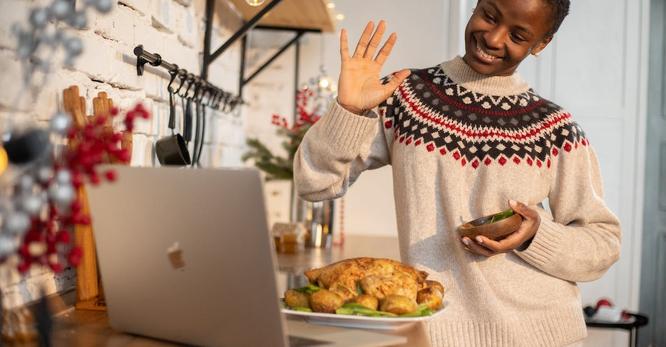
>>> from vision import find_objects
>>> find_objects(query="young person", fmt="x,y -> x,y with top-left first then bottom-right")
294,0 -> 621,346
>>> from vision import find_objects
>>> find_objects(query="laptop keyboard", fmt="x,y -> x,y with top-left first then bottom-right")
288,335 -> 332,347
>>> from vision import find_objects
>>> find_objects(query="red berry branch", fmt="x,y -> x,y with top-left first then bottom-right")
15,103 -> 149,273
244,88 -> 322,181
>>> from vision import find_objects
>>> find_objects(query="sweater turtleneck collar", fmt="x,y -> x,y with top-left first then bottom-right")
440,56 -> 530,97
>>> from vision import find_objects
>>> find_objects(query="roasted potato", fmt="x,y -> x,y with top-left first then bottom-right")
310,289 -> 344,313
353,294 -> 379,310
425,280 -> 445,294
284,289 -> 309,309
380,294 -> 418,315
417,287 -> 443,310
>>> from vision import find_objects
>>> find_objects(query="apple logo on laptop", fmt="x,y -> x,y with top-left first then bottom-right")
167,242 -> 186,270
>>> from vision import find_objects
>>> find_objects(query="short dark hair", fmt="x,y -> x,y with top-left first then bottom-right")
543,0 -> 570,37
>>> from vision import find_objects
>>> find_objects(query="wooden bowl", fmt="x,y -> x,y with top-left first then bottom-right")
457,211 -> 522,241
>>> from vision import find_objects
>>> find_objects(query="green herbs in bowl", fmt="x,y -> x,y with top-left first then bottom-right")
457,209 -> 522,241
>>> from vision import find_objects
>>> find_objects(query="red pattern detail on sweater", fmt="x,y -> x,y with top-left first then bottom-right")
513,157 -> 521,165
398,85 -> 572,142
453,151 -> 461,160
427,143 -> 435,152
499,157 -> 507,166
472,160 -> 480,169
384,120 -> 393,129
484,158 -> 492,166
440,148 -> 447,155
420,74 -> 548,117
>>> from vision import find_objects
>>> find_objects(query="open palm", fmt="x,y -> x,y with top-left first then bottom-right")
337,21 -> 411,114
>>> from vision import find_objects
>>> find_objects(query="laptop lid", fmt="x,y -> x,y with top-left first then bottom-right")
87,166 -> 287,347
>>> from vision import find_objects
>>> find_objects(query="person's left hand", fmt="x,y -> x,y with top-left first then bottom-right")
461,199 -> 541,257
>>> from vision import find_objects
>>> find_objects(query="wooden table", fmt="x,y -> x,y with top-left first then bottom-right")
17,236 -> 431,346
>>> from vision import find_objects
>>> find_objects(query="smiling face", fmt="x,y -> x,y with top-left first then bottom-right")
463,0 -> 555,76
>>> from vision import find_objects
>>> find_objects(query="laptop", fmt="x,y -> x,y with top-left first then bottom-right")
86,166 -> 406,347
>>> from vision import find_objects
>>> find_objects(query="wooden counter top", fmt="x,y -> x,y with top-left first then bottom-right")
14,236 -> 431,347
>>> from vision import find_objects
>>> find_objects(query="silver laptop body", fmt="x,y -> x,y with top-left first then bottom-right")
87,166 -> 288,347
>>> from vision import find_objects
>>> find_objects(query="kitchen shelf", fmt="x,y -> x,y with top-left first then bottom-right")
227,0 -> 336,32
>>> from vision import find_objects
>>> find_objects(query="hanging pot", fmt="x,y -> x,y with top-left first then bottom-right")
155,67 -> 191,166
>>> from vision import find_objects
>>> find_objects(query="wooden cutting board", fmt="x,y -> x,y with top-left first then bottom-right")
62,86 -> 133,311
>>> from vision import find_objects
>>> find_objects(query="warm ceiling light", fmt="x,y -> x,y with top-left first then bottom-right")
245,0 -> 266,6
335,13 -> 345,21
327,2 -> 335,9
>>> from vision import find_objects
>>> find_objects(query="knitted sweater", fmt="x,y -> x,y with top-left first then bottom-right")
293,56 -> 621,347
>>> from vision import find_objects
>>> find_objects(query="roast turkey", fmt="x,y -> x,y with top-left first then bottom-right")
304,257 -> 442,302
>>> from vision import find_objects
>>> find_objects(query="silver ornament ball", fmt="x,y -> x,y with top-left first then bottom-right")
55,169 -> 72,185
92,0 -> 114,13
37,166 -> 54,183
16,31 -> 36,59
68,11 -> 88,29
64,36 -> 83,56
51,0 -> 73,21
29,8 -> 50,29
0,234 -> 19,258
4,212 -> 31,236
49,112 -> 72,135
19,194 -> 44,216
49,183 -> 75,207
18,175 -> 36,193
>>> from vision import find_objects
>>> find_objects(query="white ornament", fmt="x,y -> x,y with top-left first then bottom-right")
18,175 -> 36,192
65,36 -> 83,54
20,194 -> 44,216
49,111 -> 72,135
55,169 -> 72,185
4,212 -> 30,236
15,29 -> 36,59
91,0 -> 114,13
49,183 -> 75,207
51,0 -> 73,21
68,11 -> 87,29
29,8 -> 50,29
0,234 -> 19,258
37,166 -> 54,183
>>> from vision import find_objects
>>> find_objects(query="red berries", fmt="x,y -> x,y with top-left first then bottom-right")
11,103 -> 149,273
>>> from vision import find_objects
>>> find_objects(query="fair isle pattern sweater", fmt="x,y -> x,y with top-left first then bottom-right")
294,56 -> 621,347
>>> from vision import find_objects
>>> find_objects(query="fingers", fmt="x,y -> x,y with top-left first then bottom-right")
478,200 -> 541,253
509,199 -> 539,220
375,32 -> 397,65
461,237 -> 496,257
353,21 -> 375,58
364,20 -> 386,59
340,29 -> 350,62
381,69 -> 411,99
475,229 -> 525,253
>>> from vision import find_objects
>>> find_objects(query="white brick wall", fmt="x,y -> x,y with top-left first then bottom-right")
0,0 -> 245,308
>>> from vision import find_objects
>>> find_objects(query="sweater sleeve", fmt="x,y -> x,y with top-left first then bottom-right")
293,101 -> 392,202
515,125 -> 621,282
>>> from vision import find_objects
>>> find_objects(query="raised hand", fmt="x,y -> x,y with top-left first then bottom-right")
337,20 -> 411,114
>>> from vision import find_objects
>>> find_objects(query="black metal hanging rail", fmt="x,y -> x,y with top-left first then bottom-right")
134,45 -> 242,112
